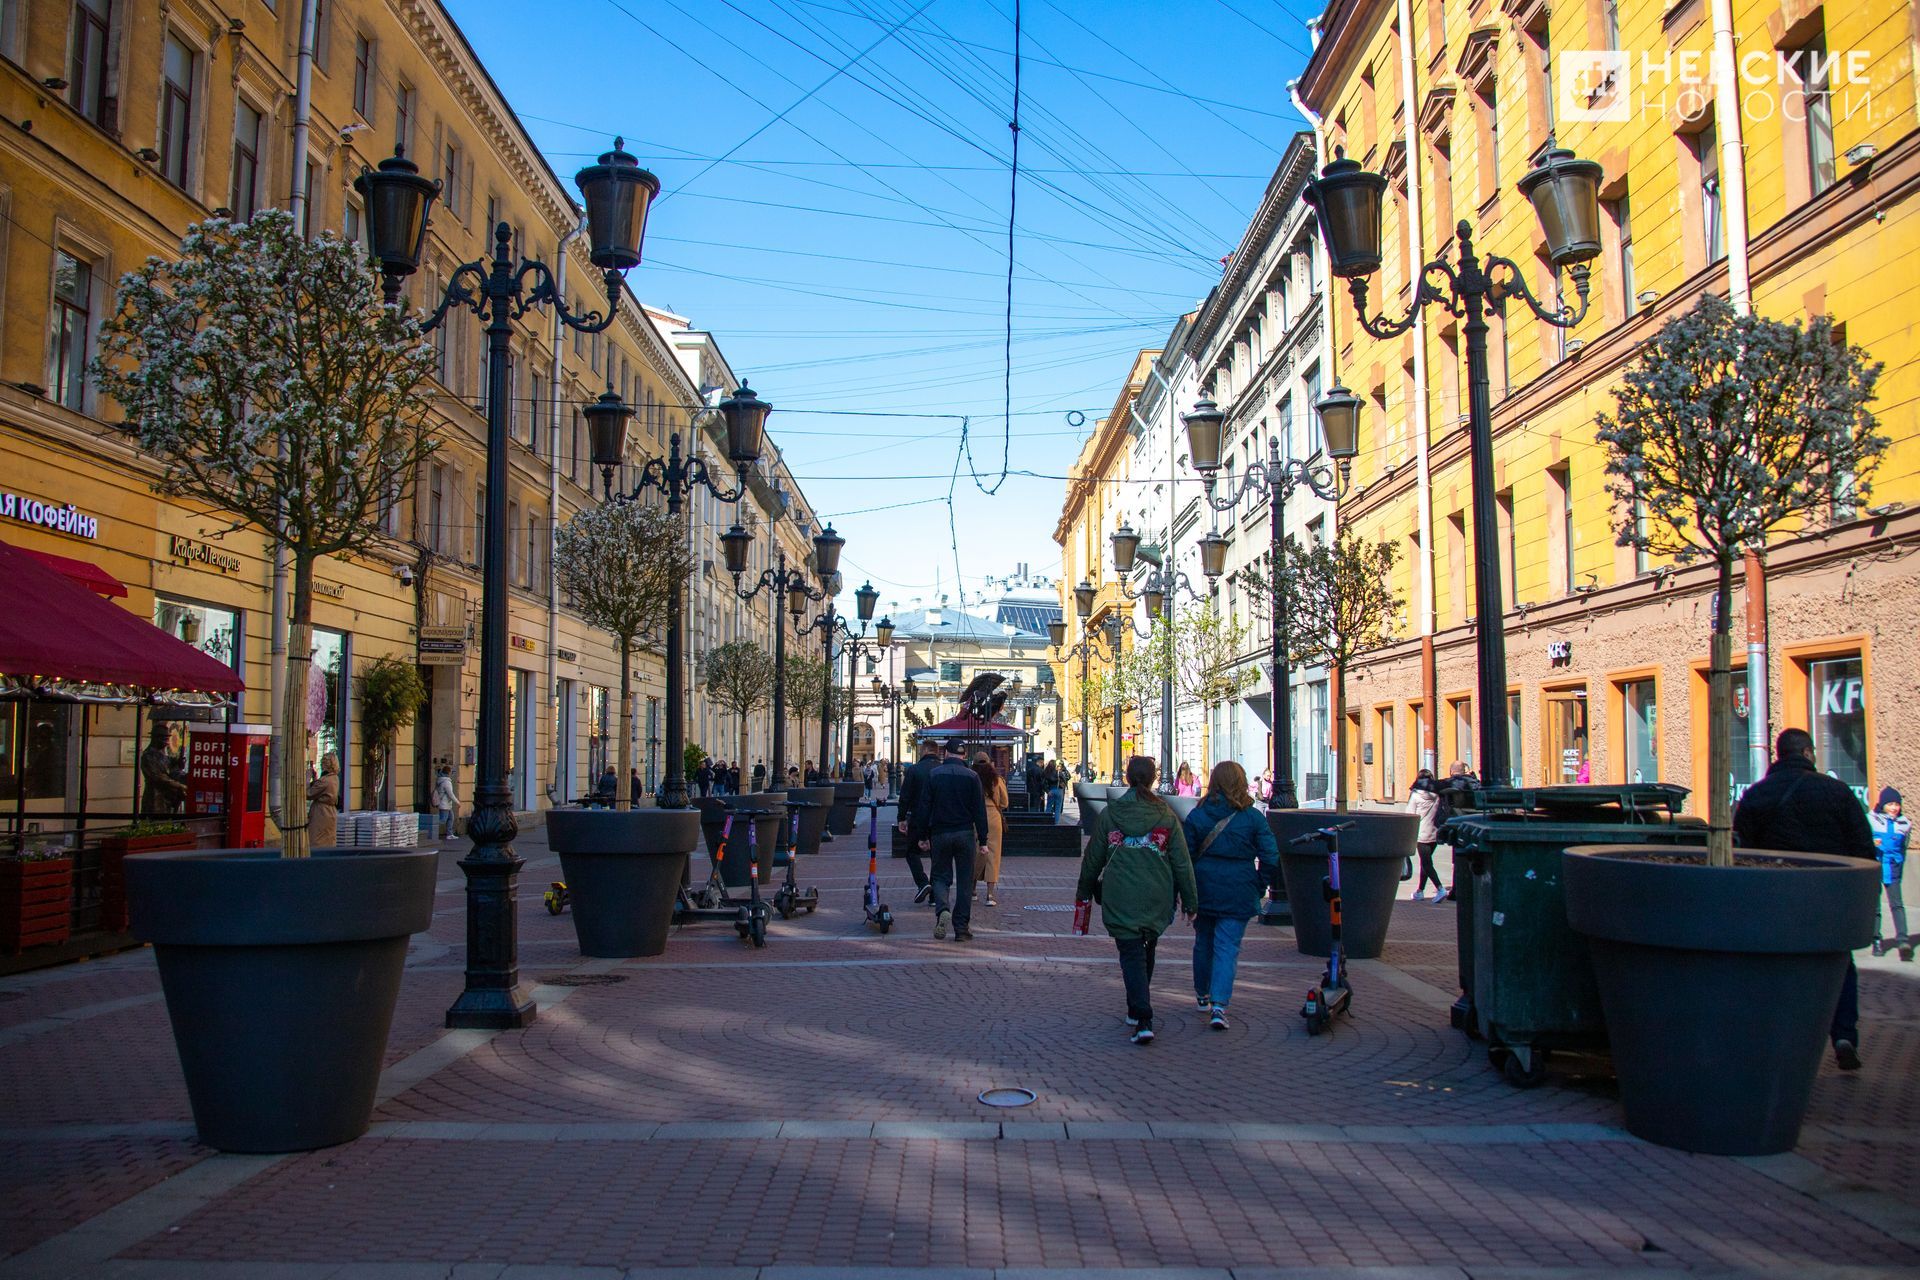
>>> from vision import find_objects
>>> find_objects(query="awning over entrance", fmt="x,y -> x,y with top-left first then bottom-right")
15,546 -> 129,598
912,712 -> 1030,739
0,539 -> 244,702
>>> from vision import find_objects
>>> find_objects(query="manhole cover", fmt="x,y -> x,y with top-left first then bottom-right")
1022,904 -> 1075,912
978,1087 -> 1038,1108
537,973 -> 628,987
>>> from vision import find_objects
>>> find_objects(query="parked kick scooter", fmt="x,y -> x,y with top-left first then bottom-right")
1296,821 -> 1357,1035
862,800 -> 894,934
672,812 -> 769,946
772,805 -> 821,919
544,880 -> 570,915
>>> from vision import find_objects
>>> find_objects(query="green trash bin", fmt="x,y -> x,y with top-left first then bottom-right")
1444,784 -> 1706,1087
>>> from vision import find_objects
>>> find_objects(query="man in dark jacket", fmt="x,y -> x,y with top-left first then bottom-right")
1734,727 -> 1876,1070
695,760 -> 714,798
909,743 -> 989,941
893,746 -> 940,902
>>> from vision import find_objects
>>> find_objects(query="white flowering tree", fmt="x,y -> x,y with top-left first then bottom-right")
700,640 -> 776,773
1598,295 -> 1886,864
93,211 -> 439,856
555,500 -> 692,808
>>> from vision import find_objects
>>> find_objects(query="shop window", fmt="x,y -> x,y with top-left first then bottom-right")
47,250 -> 94,411
309,628 -> 350,802
1449,694 -> 1473,771
1507,690 -> 1524,783
1306,680 -> 1330,802
154,599 -> 241,673
0,703 -> 75,803
1543,687 -> 1589,785
587,685 -> 610,785
1806,654 -> 1869,804
1620,677 -> 1657,783
1378,706 -> 1397,799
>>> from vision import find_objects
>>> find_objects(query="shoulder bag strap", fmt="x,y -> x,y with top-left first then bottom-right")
1197,813 -> 1235,857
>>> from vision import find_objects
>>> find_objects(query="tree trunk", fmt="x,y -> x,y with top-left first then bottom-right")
1332,665 -> 1348,813
616,637 -> 633,811
1707,556 -> 1736,866
738,710 -> 749,775
281,553 -> 315,858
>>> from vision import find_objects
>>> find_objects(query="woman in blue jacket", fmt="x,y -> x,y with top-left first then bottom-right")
1181,760 -> 1279,1030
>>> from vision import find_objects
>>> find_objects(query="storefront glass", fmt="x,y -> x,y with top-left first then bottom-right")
1808,655 -> 1869,804
1,702 -> 74,803
1508,692 -> 1525,783
1544,688 -> 1589,785
587,685 -> 610,788
508,669 -> 532,809
1451,697 -> 1473,770
155,598 -> 243,725
309,628 -> 349,799
1622,679 -> 1658,783
1306,680 -> 1329,803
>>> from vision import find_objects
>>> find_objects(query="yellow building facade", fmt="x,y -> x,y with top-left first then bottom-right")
1298,0 -> 1920,811
0,0 -> 806,842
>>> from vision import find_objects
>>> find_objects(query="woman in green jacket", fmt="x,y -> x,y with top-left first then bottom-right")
1076,755 -> 1197,1044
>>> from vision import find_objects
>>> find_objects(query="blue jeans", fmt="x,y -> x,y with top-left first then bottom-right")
1192,914 -> 1249,1008
437,807 -> 453,839
1047,787 -> 1064,818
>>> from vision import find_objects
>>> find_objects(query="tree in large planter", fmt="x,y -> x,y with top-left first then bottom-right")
701,640 -> 776,771
783,652 -> 844,775
358,656 -> 426,809
94,211 -> 439,857
554,500 -> 692,809
1236,531 -> 1402,810
1597,294 -> 1887,864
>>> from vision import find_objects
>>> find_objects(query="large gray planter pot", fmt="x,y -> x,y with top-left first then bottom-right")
1073,782 -> 1104,833
710,794 -> 785,884
1166,794 -> 1202,823
546,808 -> 701,958
1563,845 -> 1878,1156
828,781 -> 865,835
1270,810 -> 1416,959
126,846 -> 436,1154
784,786 -> 834,857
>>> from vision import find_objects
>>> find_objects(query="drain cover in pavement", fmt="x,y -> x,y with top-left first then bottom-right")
537,973 -> 628,987
1022,904 -> 1075,912
978,1087 -> 1038,1108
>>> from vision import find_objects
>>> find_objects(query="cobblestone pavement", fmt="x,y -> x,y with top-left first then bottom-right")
2,808 -> 1919,1278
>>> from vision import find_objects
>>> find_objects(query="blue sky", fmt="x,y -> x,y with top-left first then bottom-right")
448,0 -> 1317,616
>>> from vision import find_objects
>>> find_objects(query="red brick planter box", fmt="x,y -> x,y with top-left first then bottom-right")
100,834 -> 196,933
0,858 -> 74,953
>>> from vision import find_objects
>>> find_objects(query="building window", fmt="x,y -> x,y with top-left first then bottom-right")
159,33 -> 196,191
0,0 -> 21,61
1806,654 -> 1868,803
343,199 -> 364,251
351,33 -> 372,118
1786,34 -> 1838,198
1632,496 -> 1650,575
231,100 -> 262,220
1303,362 -> 1322,454
1449,695 -> 1473,769
473,484 -> 485,565
47,250 -> 93,411
1508,691 -> 1525,783
426,464 -> 446,553
395,82 -> 414,153
69,0 -> 113,128
1602,0 -> 1621,50
1549,462 -> 1574,595
1475,82 -> 1499,207
1696,124 -> 1725,264
1607,195 -> 1635,318
301,159 -> 319,237
443,140 -> 462,219
1495,487 -> 1516,604
1621,678 -> 1657,783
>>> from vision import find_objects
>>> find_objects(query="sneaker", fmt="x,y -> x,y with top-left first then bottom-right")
1411,888 -> 1429,902
1123,1013 -> 1140,1028
955,929 -> 974,942
1434,892 -> 1454,906
1835,1040 -> 1863,1071
985,895 -> 998,906
1902,943 -> 1915,963
1873,939 -> 1887,957
1210,1006 -> 1229,1031
1196,994 -> 1212,1011
1131,1025 -> 1155,1045
914,885 -> 933,905
935,909 -> 951,940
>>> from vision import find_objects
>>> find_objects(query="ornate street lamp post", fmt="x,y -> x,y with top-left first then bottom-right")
724,521 -> 843,786
797,573 -> 876,780
1180,392 -> 1359,808
1051,590 -> 1121,781
357,139 -> 657,1030
1108,523 -> 1221,786
590,384 -> 771,808
1305,143 -> 1602,786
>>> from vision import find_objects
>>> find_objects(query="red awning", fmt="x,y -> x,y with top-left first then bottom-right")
15,546 -> 129,597
915,712 -> 1028,738
0,538 -> 243,695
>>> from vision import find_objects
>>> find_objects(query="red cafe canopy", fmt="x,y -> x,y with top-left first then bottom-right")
913,712 -> 1029,739
0,538 -> 244,700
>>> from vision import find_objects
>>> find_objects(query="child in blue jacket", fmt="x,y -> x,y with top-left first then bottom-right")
1870,787 -> 1911,961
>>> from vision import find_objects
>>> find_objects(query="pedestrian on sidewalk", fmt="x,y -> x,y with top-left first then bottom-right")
909,742 -> 989,941
1407,769 -> 1445,900
432,764 -> 459,840
1870,786 -> 1912,961
752,760 -> 766,791
974,752 -> 1007,906
1182,760 -> 1276,1031
696,758 -> 714,799
1045,758 -> 1066,820
307,752 -> 341,848
1077,755 -> 1197,1045
1734,727 -> 1878,1070
1434,761 -> 1480,901
1174,762 -> 1199,797
894,744 -> 940,903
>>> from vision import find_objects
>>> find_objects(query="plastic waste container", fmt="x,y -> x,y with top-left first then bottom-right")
1444,784 -> 1706,1086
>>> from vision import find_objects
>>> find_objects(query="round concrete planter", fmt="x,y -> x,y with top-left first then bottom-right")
125,846 -> 437,1154
711,794 -> 786,884
783,786 -> 835,856
1073,782 -> 1104,832
827,781 -> 865,836
1563,844 -> 1878,1156
1166,794 -> 1202,823
546,808 -> 701,958
1269,810 -> 1416,959
1104,784 -> 1131,801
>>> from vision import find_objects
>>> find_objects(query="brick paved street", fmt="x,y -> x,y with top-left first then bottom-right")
3,809 -> 1919,1279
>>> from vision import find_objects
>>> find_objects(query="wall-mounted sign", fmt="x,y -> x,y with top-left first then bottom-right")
556,648 -> 577,663
509,634 -> 538,655
1547,640 -> 1573,664
418,624 -> 467,666
168,534 -> 241,574
4,493 -> 99,539
313,580 -> 346,599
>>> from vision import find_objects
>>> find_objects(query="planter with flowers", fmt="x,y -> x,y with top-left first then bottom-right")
1,848 -> 74,953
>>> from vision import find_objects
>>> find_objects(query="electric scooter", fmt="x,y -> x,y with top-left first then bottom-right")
862,800 -> 894,934
673,811 -> 772,947
771,804 -> 821,919
1297,820 -> 1356,1035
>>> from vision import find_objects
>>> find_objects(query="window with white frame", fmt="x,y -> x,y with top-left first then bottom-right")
351,33 -> 372,119
47,249 -> 95,411
69,0 -> 114,128
231,100 -> 263,220
395,82 -> 415,154
159,33 -> 197,191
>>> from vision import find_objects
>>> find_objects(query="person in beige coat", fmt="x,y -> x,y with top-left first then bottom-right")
973,753 -> 1007,905
307,752 -> 341,847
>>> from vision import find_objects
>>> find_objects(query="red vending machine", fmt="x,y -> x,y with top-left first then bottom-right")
186,724 -> 273,848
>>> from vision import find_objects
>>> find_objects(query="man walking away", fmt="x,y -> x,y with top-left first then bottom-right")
909,742 -> 989,941
1733,728 -> 1878,1069
1045,758 -> 1066,820
1870,787 -> 1911,962
894,745 -> 941,903
696,759 -> 714,799
1025,754 -> 1043,812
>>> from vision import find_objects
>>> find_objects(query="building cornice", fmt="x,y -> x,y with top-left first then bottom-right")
1187,134 -> 1317,358
1296,0 -> 1396,112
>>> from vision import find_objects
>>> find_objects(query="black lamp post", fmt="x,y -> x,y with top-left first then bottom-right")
1108,524 -> 1220,786
594,384 -> 771,808
1305,142 -> 1602,786
840,583 -> 882,777
1051,595 -> 1120,782
357,138 -> 656,1031
1181,390 -> 1359,809
726,521 -> 840,786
